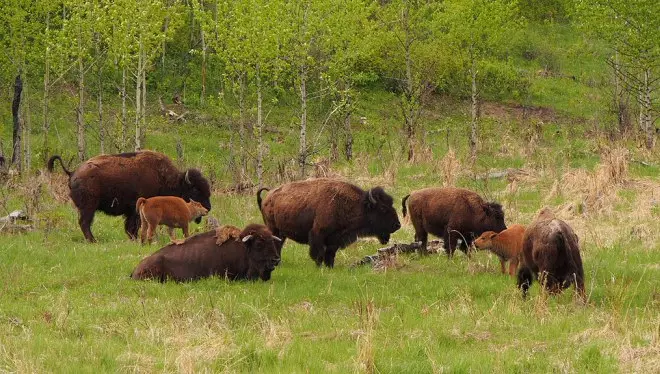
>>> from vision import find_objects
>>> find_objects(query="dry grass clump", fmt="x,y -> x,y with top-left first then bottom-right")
354,300 -> 379,374
554,147 -> 630,216
439,148 -> 460,187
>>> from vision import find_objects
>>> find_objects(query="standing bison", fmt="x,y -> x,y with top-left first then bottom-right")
131,224 -> 281,282
257,178 -> 401,267
517,208 -> 585,300
47,151 -> 211,242
402,187 -> 506,257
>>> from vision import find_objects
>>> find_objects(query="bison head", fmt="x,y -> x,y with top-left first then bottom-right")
241,224 -> 282,281
180,169 -> 212,223
474,231 -> 497,250
481,202 -> 506,233
364,187 -> 401,244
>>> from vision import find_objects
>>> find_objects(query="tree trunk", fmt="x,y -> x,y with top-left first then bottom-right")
641,68 -> 654,149
97,37 -> 104,154
121,65 -> 127,151
470,57 -> 478,161
344,92 -> 353,161
141,47 -> 147,146
43,14 -> 50,162
299,64 -> 308,178
404,37 -> 414,161
135,37 -> 143,151
23,77 -> 31,172
256,65 -> 264,188
200,27 -> 207,106
237,73 -> 247,181
77,51 -> 86,162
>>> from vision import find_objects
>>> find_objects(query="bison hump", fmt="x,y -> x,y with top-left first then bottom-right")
215,225 -> 242,246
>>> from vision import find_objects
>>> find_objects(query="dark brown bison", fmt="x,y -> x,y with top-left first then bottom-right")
257,178 -> 401,267
131,224 -> 281,282
47,151 -> 211,242
517,209 -> 585,300
402,187 -> 506,257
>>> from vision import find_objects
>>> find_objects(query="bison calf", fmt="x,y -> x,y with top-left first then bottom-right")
474,224 -> 526,277
402,187 -> 506,257
517,209 -> 585,301
131,224 -> 282,282
136,196 -> 208,244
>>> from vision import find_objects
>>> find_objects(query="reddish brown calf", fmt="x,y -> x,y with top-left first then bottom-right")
474,224 -> 526,277
136,196 -> 208,244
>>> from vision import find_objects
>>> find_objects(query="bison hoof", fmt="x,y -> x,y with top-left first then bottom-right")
171,239 -> 185,245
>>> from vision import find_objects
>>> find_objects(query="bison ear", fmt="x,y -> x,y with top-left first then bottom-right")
482,204 -> 492,216
489,232 -> 497,239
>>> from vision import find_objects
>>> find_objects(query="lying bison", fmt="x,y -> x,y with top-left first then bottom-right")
402,187 -> 506,257
475,224 -> 526,276
47,151 -> 211,242
131,224 -> 281,282
257,178 -> 401,267
517,209 -> 585,300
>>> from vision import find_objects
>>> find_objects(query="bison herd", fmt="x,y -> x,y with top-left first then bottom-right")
47,150 -> 586,301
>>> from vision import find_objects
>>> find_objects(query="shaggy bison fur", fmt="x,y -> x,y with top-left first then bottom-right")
517,209 -> 585,300
475,224 -> 526,276
136,196 -> 208,244
47,151 -> 211,242
402,187 -> 506,257
257,178 -> 401,267
131,224 -> 282,282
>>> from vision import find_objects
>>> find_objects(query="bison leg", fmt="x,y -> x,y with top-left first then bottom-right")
140,218 -> 148,244
499,257 -> 507,274
443,232 -> 459,258
168,227 -> 177,242
323,246 -> 340,268
414,230 -> 428,255
517,266 -> 534,299
182,223 -> 190,238
124,213 -> 140,240
308,230 -> 326,267
508,257 -> 519,277
78,209 -> 97,243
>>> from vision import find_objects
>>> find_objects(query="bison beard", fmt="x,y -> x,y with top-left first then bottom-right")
258,178 -> 401,268
131,224 -> 281,282
47,151 -> 211,242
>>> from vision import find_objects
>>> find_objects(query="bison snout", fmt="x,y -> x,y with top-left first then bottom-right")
394,222 -> 401,231
378,233 -> 391,245
194,217 -> 202,224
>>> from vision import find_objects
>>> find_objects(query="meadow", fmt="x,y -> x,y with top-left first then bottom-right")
0,17 -> 658,373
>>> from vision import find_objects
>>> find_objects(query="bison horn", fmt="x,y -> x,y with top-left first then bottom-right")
242,234 -> 253,243
368,189 -> 377,204
184,170 -> 191,184
272,236 -> 282,242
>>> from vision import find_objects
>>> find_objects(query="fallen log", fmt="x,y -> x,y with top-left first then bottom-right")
353,240 -> 444,267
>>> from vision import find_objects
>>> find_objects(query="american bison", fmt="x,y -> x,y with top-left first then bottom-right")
131,224 -> 282,282
47,151 -> 211,242
474,224 -> 526,276
402,187 -> 506,257
257,178 -> 401,267
136,196 -> 208,244
517,208 -> 585,300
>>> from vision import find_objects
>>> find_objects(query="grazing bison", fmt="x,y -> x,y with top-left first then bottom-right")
257,178 -> 401,267
402,187 -> 506,257
131,224 -> 282,282
136,196 -> 208,244
475,224 -> 526,276
47,151 -> 211,242
517,208 -> 585,300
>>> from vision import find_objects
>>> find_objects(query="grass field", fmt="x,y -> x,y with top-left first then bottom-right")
1,22 -> 659,373
1,143 -> 658,372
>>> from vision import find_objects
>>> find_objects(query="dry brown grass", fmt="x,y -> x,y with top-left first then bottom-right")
439,148 -> 460,187
354,300 -> 379,374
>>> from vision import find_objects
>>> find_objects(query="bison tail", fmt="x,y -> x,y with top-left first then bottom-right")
46,155 -> 72,177
517,266 -> 534,299
136,197 -> 147,214
401,194 -> 411,217
256,187 -> 270,210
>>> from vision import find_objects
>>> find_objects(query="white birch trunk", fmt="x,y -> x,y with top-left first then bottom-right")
256,65 -> 264,187
299,64 -> 308,178
135,37 -> 143,151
